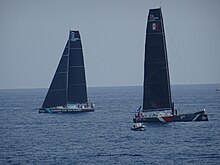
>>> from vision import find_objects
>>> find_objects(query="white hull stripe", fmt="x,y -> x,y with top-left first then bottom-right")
157,116 -> 167,123
193,114 -> 200,121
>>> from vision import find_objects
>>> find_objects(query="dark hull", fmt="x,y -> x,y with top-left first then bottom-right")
39,108 -> 94,113
133,111 -> 208,123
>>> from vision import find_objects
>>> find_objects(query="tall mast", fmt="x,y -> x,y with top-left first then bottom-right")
66,30 -> 71,104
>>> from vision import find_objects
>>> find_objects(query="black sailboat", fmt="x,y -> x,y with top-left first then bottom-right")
39,30 -> 95,113
133,8 -> 208,123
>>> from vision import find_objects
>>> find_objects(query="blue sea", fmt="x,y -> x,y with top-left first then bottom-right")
0,84 -> 220,165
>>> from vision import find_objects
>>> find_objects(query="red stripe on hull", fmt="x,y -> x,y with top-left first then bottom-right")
162,116 -> 173,122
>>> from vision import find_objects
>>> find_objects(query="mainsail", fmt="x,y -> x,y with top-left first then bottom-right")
68,31 -> 87,104
42,30 -> 87,108
143,8 -> 172,112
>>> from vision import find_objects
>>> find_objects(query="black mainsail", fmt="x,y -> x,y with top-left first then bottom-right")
143,8 -> 172,112
68,31 -> 87,104
42,30 -> 88,109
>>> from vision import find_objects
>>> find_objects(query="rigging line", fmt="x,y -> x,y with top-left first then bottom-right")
157,0 -> 163,8
160,1 -> 163,8
165,23 -> 193,85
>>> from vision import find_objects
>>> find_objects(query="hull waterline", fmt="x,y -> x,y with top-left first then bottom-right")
39,107 -> 94,113
133,111 -> 208,123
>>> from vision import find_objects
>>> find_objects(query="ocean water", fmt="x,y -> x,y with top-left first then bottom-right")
0,84 -> 220,165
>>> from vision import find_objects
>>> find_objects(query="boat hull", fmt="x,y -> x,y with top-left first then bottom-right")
133,111 -> 208,123
131,127 -> 145,131
39,107 -> 94,113
131,123 -> 146,131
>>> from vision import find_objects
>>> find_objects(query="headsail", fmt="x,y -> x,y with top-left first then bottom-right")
42,30 -> 88,108
42,41 -> 68,108
143,8 -> 172,112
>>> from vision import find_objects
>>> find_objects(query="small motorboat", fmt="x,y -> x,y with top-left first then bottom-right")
131,123 -> 145,131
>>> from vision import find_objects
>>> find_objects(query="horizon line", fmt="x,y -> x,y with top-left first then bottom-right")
0,82 -> 220,90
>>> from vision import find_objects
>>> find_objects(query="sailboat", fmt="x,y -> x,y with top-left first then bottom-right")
133,8 -> 208,123
39,30 -> 95,113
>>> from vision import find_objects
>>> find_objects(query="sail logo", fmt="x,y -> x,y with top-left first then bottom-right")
152,23 -> 160,31
149,15 -> 159,22
70,32 -> 79,42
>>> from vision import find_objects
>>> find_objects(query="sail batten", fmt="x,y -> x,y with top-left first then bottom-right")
143,8 -> 172,112
55,72 -> 67,74
146,33 -> 163,35
69,66 -> 84,67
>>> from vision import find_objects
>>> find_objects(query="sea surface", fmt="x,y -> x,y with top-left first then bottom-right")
0,84 -> 220,165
